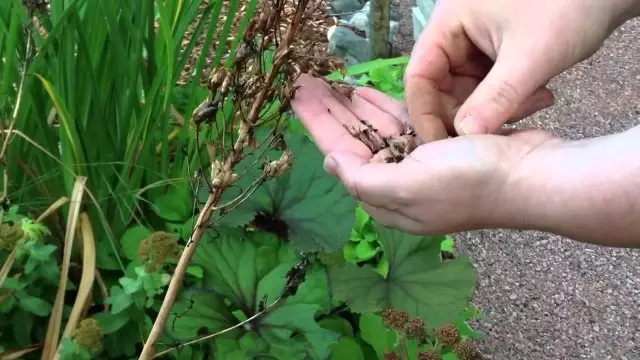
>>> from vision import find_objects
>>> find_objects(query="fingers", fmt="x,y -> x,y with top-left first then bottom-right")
324,151 -> 404,208
453,42 -> 557,136
404,14 -> 475,142
354,87 -> 410,123
340,91 -> 405,137
291,74 -> 372,159
359,202 -> 427,235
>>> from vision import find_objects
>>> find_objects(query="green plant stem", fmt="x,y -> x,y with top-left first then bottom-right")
400,335 -> 410,359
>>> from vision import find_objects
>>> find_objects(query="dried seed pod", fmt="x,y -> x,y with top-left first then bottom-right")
209,67 -> 227,93
71,318 -> 103,354
342,119 -> 387,154
387,134 -> 417,160
417,349 -> 441,360
383,351 -> 401,360
404,317 -> 427,340
452,340 -> 478,360
433,324 -> 460,347
192,99 -> 219,126
382,308 -> 408,331
263,150 -> 293,178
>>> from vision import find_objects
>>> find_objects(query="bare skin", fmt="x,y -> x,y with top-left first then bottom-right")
289,0 -> 640,248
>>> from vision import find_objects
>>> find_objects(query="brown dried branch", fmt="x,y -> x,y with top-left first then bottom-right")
138,0 -> 318,357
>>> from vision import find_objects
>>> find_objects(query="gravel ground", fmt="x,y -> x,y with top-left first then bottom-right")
392,8 -> 640,360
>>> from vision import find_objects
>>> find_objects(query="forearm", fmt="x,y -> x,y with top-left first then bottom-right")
505,125 -> 640,248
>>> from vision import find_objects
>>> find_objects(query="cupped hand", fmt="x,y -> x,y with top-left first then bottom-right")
404,0 -> 635,142
290,74 -> 560,235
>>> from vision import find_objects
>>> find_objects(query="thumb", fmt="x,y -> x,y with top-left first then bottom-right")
324,152 -> 400,207
454,48 -> 555,135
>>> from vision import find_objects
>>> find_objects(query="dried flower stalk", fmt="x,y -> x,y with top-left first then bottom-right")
137,0 -> 318,358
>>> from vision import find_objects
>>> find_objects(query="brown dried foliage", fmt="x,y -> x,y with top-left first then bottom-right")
178,0 -> 344,86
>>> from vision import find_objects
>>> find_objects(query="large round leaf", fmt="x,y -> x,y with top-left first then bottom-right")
330,223 -> 476,328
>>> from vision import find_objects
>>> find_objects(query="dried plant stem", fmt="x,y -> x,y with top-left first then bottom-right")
152,295 -> 285,358
139,2 -> 311,357
138,192 -> 219,359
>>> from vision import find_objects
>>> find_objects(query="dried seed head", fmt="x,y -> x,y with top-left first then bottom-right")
22,0 -> 48,13
263,150 -> 293,178
382,308 -> 408,331
0,222 -> 24,251
329,80 -> 355,99
383,351 -> 401,360
211,160 -> 237,188
417,349 -> 441,360
387,134 -> 417,160
405,317 -> 427,340
137,231 -> 182,272
452,340 -> 477,360
434,324 -> 460,347
209,67 -> 227,93
71,318 -> 103,353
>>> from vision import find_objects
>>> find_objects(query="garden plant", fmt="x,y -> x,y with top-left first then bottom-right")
0,0 -> 483,359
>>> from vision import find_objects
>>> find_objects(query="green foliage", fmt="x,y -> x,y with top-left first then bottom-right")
330,223 -> 476,329
326,56 -> 409,99
212,130 -> 357,253
0,0 -> 237,273
0,206 -> 58,351
167,228 -> 340,359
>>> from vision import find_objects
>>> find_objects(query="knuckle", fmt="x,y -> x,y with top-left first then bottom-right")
488,79 -> 521,112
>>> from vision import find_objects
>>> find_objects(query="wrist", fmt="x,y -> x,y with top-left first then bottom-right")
501,128 -> 640,247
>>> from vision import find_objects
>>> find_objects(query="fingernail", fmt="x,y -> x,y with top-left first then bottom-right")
323,156 -> 338,176
459,115 -> 486,135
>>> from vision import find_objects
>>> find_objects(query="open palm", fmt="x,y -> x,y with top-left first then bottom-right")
290,74 -> 558,235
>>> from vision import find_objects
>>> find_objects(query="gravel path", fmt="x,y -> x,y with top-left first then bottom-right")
392,9 -> 640,360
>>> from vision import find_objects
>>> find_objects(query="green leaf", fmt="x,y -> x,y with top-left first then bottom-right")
151,185 -> 192,222
93,311 -> 130,334
330,223 -> 476,328
169,229 -> 338,359
12,308 -> 33,345
186,265 -> 203,279
190,229 -> 294,310
120,225 -> 152,260
441,235 -> 455,253
106,286 -> 133,315
259,303 -> 340,359
103,320 -> 140,358
95,237 -> 122,271
352,206 -> 371,235
354,240 -> 380,260
164,289 -> 237,341
16,292 -> 52,316
215,131 -> 356,252
358,312 -> 397,358
330,337 -> 365,360
319,317 -> 354,337
120,276 -> 143,294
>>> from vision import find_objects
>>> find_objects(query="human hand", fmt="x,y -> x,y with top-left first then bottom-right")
290,74 -> 560,235
404,0 -> 639,142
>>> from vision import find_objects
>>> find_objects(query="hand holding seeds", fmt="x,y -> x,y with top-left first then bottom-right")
289,73 -> 560,236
